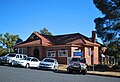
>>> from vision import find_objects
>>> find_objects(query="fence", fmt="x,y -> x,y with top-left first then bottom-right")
99,56 -> 120,65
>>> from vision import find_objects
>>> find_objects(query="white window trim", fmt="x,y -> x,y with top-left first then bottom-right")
58,50 -> 68,57
47,51 -> 56,57
87,48 -> 91,57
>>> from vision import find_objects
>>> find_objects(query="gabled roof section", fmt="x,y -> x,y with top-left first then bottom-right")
26,32 -> 40,42
33,32 -> 53,46
15,32 -> 53,47
15,32 -> 101,48
14,40 -> 41,47
52,33 -> 86,45
41,33 -> 100,46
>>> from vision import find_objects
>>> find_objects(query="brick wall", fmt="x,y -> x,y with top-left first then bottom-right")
93,46 -> 99,64
18,45 -> 99,65
84,47 -> 91,65
45,46 -> 71,64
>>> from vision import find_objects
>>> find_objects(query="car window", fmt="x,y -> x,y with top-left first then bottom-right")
26,58 -> 31,61
7,54 -> 16,57
16,55 -> 19,58
31,58 -> 38,62
20,57 -> 28,60
43,59 -> 54,63
71,58 -> 85,63
20,55 -> 22,58
23,55 -> 27,58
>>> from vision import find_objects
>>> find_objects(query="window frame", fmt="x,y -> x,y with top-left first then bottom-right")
47,51 -> 56,57
58,50 -> 68,57
87,47 -> 91,57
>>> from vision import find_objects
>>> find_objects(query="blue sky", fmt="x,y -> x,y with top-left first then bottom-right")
0,0 -> 103,42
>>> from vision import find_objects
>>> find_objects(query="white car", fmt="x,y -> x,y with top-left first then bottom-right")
0,53 -> 27,65
15,57 -> 40,68
38,58 -> 59,71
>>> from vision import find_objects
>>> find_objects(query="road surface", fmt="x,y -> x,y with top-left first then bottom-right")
0,66 -> 119,82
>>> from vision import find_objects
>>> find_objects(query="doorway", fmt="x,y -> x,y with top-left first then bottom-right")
34,49 -> 39,59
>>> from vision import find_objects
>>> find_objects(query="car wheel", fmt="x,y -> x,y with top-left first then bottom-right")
10,61 -> 14,66
81,70 -> 87,75
56,66 -> 59,71
54,66 -> 58,72
0,62 -> 4,65
0,60 -> 2,65
26,63 -> 29,68
53,66 -> 56,71
38,66 -> 41,70
67,68 -> 73,73
11,61 -> 14,66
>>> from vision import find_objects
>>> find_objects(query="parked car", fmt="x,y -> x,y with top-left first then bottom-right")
14,57 -> 40,68
0,53 -> 27,65
67,57 -> 87,75
38,58 -> 59,71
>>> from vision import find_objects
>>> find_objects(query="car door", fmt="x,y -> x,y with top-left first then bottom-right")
30,58 -> 39,67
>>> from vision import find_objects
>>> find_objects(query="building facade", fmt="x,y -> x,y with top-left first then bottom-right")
14,31 -> 101,65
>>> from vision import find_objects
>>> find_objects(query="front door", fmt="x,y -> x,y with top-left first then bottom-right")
34,49 -> 39,59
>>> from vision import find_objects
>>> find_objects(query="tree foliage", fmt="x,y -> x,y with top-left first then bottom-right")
93,0 -> 120,57
104,38 -> 120,57
0,34 -> 2,44
15,38 -> 23,44
40,28 -> 53,36
0,32 -> 21,54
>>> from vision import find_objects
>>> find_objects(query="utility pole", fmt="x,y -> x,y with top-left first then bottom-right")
92,50 -> 94,72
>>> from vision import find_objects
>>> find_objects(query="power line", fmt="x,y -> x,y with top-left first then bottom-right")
0,20 -> 31,35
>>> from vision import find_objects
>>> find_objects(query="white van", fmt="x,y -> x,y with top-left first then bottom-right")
0,53 -> 27,65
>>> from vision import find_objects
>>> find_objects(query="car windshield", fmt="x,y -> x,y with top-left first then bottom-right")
20,57 -> 28,60
71,58 -> 86,63
26,58 -> 31,61
43,59 -> 54,63
7,54 -> 16,57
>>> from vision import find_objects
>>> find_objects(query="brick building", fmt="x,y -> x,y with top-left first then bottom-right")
14,31 -> 101,65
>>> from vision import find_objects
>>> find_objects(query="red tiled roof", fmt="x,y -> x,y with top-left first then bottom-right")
33,32 -> 52,46
15,32 -> 100,48
14,40 -> 41,47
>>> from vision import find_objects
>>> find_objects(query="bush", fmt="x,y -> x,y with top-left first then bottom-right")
118,61 -> 120,65
87,65 -> 93,71
111,65 -> 120,69
94,64 -> 110,71
111,65 -> 120,72
0,48 -> 8,56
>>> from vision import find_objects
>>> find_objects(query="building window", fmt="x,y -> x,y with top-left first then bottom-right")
88,48 -> 91,57
58,50 -> 68,57
75,49 -> 81,52
47,51 -> 56,57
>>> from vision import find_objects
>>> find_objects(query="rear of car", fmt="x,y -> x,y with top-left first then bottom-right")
67,57 -> 87,75
38,58 -> 59,71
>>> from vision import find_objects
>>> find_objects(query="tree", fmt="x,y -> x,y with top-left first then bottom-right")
0,32 -> 20,53
93,0 -> 120,57
0,34 -> 2,45
40,28 -> 53,36
93,0 -> 120,43
15,38 -> 23,44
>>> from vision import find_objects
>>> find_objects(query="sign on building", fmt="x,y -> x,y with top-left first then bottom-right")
73,52 -> 83,56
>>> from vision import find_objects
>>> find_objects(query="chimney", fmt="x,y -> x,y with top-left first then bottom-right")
92,31 -> 96,43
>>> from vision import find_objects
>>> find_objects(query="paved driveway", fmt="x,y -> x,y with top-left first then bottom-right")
0,66 -> 120,82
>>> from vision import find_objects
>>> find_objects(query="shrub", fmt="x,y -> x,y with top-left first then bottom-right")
94,64 -> 110,71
